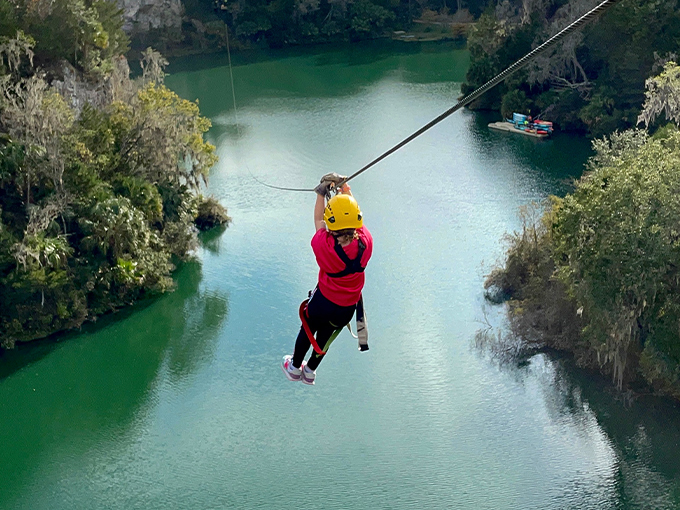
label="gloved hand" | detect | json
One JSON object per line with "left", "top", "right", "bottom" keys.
{"left": 314, "top": 180, "right": 333, "bottom": 197}
{"left": 320, "top": 172, "right": 347, "bottom": 184}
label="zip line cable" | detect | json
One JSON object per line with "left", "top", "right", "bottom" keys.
{"left": 224, "top": 26, "right": 313, "bottom": 192}
{"left": 341, "top": 0, "right": 622, "bottom": 185}
{"left": 227, "top": 0, "right": 623, "bottom": 192}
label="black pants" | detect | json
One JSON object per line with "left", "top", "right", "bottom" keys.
{"left": 293, "top": 287, "right": 356, "bottom": 370}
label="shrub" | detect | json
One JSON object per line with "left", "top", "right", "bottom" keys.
{"left": 0, "top": 39, "right": 217, "bottom": 346}
{"left": 487, "top": 121, "right": 680, "bottom": 399}
{"left": 195, "top": 195, "right": 231, "bottom": 231}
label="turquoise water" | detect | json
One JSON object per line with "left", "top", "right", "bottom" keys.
{"left": 1, "top": 41, "right": 680, "bottom": 509}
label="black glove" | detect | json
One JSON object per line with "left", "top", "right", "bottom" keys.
{"left": 320, "top": 172, "right": 347, "bottom": 184}
{"left": 314, "top": 180, "right": 333, "bottom": 197}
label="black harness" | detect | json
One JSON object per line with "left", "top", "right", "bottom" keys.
{"left": 327, "top": 238, "right": 366, "bottom": 278}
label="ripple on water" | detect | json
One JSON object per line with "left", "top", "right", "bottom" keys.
{"left": 2, "top": 42, "right": 680, "bottom": 510}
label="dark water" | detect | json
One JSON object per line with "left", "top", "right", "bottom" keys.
{"left": 1, "top": 40, "right": 680, "bottom": 509}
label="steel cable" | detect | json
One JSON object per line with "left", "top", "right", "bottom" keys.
{"left": 225, "top": 26, "right": 314, "bottom": 192}
{"left": 341, "top": 0, "right": 622, "bottom": 185}
{"left": 232, "top": 0, "right": 623, "bottom": 191}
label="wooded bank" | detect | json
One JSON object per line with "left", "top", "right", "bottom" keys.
{"left": 0, "top": 1, "right": 228, "bottom": 348}
{"left": 461, "top": 0, "right": 680, "bottom": 136}
{"left": 486, "top": 63, "right": 680, "bottom": 401}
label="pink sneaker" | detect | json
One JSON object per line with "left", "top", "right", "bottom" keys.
{"left": 281, "top": 355, "right": 302, "bottom": 381}
{"left": 301, "top": 364, "right": 316, "bottom": 385}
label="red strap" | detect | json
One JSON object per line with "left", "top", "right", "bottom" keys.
{"left": 299, "top": 299, "right": 326, "bottom": 355}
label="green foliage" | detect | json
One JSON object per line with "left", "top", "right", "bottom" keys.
{"left": 0, "top": 30, "right": 34, "bottom": 74}
{"left": 639, "top": 342, "right": 680, "bottom": 399}
{"left": 462, "top": 11, "right": 539, "bottom": 110}
{"left": 121, "top": 82, "right": 217, "bottom": 191}
{"left": 467, "top": 12, "right": 507, "bottom": 58}
{"left": 484, "top": 201, "right": 581, "bottom": 350}
{"left": 462, "top": 0, "right": 680, "bottom": 135}
{"left": 112, "top": 176, "right": 164, "bottom": 224}
{"left": 551, "top": 128, "right": 680, "bottom": 386}
{"left": 638, "top": 62, "right": 680, "bottom": 129}
{"left": 195, "top": 195, "right": 231, "bottom": 231}
{"left": 490, "top": 63, "right": 680, "bottom": 398}
{"left": 80, "top": 197, "right": 156, "bottom": 259}
{"left": 489, "top": 125, "right": 680, "bottom": 397}
{"left": 501, "top": 89, "right": 532, "bottom": 119}
{"left": 146, "top": 0, "right": 489, "bottom": 52}
{"left": 0, "top": 1, "right": 18, "bottom": 38}
{"left": 349, "top": 0, "right": 396, "bottom": 40}
{"left": 0, "top": 0, "right": 129, "bottom": 76}
{"left": 0, "top": 38, "right": 219, "bottom": 346}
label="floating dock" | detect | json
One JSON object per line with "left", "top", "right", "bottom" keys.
{"left": 488, "top": 121, "right": 550, "bottom": 138}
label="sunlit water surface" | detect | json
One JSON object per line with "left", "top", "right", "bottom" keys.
{"left": 1, "top": 41, "right": 680, "bottom": 510}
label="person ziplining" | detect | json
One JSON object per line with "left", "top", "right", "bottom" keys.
{"left": 246, "top": 0, "right": 623, "bottom": 196}
{"left": 220, "top": 0, "right": 624, "bottom": 385}
{"left": 281, "top": 173, "right": 372, "bottom": 385}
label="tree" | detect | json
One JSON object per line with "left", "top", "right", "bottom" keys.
{"left": 0, "top": 35, "right": 221, "bottom": 346}
{"left": 0, "top": 30, "right": 34, "bottom": 74}
{"left": 0, "top": 75, "right": 74, "bottom": 202}
{"left": 349, "top": 0, "right": 396, "bottom": 39}
{"left": 638, "top": 61, "right": 680, "bottom": 128}
{"left": 486, "top": 58, "right": 680, "bottom": 397}
{"left": 528, "top": 0, "right": 598, "bottom": 92}
{"left": 462, "top": 0, "right": 680, "bottom": 135}
{"left": 5, "top": 0, "right": 129, "bottom": 75}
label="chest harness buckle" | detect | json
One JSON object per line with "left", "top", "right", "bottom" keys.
{"left": 327, "top": 238, "right": 366, "bottom": 278}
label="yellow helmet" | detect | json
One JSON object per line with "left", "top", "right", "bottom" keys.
{"left": 324, "top": 194, "right": 363, "bottom": 231}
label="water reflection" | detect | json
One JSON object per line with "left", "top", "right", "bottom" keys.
{"left": 165, "top": 40, "right": 469, "bottom": 118}
{"left": 199, "top": 224, "right": 229, "bottom": 255}
{"left": 477, "top": 338, "right": 680, "bottom": 508}
{"left": 563, "top": 358, "right": 680, "bottom": 508}
{"left": 168, "top": 39, "right": 465, "bottom": 75}
{"left": 164, "top": 288, "right": 228, "bottom": 383}
{"left": 206, "top": 122, "right": 249, "bottom": 146}
{"left": 0, "top": 259, "right": 229, "bottom": 509}
{"left": 467, "top": 110, "right": 590, "bottom": 197}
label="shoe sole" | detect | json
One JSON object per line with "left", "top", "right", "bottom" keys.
{"left": 281, "top": 356, "right": 301, "bottom": 382}
{"left": 301, "top": 364, "right": 315, "bottom": 385}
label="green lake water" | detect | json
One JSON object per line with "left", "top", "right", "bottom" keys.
{"left": 2, "top": 40, "right": 680, "bottom": 509}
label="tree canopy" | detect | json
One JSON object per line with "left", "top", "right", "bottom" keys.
{"left": 461, "top": 0, "right": 680, "bottom": 136}
{"left": 0, "top": 0, "right": 130, "bottom": 76}
{"left": 487, "top": 64, "right": 680, "bottom": 399}
{"left": 135, "top": 0, "right": 493, "bottom": 52}
{"left": 0, "top": 31, "right": 225, "bottom": 347}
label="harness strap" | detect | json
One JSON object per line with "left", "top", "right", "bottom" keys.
{"left": 327, "top": 238, "right": 366, "bottom": 278}
{"left": 299, "top": 299, "right": 327, "bottom": 355}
